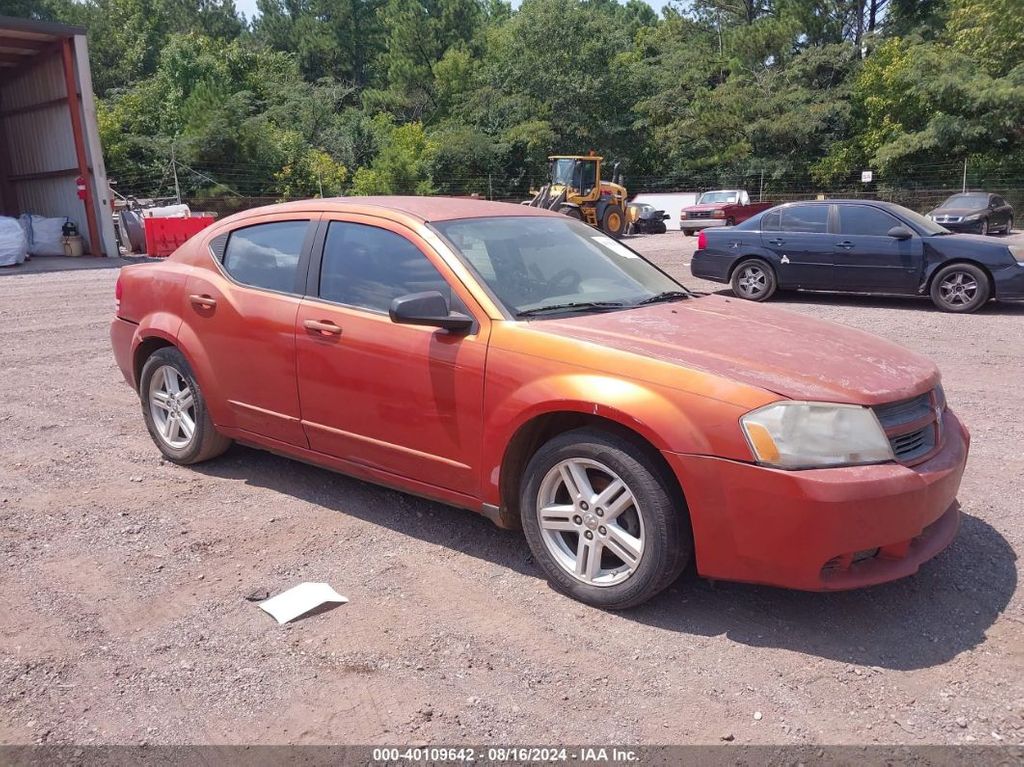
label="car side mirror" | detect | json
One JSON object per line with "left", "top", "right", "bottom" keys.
{"left": 887, "top": 225, "right": 913, "bottom": 240}
{"left": 662, "top": 213, "right": 670, "bottom": 220}
{"left": 390, "top": 291, "right": 473, "bottom": 334}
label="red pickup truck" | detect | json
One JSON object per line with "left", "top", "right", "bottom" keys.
{"left": 679, "top": 190, "right": 773, "bottom": 235}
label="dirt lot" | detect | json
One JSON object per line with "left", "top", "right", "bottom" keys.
{"left": 1, "top": 232, "right": 1022, "bottom": 746}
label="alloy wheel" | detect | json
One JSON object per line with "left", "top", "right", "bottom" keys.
{"left": 736, "top": 265, "right": 768, "bottom": 298}
{"left": 535, "top": 458, "right": 645, "bottom": 587}
{"left": 148, "top": 365, "right": 197, "bottom": 449}
{"left": 938, "top": 271, "right": 979, "bottom": 307}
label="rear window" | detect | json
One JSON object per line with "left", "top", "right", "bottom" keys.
{"left": 222, "top": 221, "right": 309, "bottom": 293}
{"left": 760, "top": 205, "right": 830, "bottom": 234}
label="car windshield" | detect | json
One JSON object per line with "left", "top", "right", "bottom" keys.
{"left": 433, "top": 216, "right": 686, "bottom": 318}
{"left": 894, "top": 204, "right": 950, "bottom": 235}
{"left": 698, "top": 191, "right": 738, "bottom": 204}
{"left": 942, "top": 193, "right": 988, "bottom": 208}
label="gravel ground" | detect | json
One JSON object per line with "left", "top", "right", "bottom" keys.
{"left": 1, "top": 231, "right": 1022, "bottom": 746}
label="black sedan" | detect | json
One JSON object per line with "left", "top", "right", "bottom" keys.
{"left": 927, "top": 192, "right": 1013, "bottom": 235}
{"left": 691, "top": 200, "right": 1024, "bottom": 313}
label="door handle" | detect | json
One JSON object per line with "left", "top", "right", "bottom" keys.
{"left": 189, "top": 294, "right": 217, "bottom": 308}
{"left": 837, "top": 241, "right": 855, "bottom": 249}
{"left": 303, "top": 319, "right": 343, "bottom": 336}
{"left": 768, "top": 238, "right": 785, "bottom": 246}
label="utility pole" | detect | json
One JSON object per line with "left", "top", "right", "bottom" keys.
{"left": 488, "top": 173, "right": 493, "bottom": 201}
{"left": 171, "top": 141, "right": 181, "bottom": 205}
{"left": 962, "top": 158, "right": 968, "bottom": 193}
{"left": 759, "top": 170, "right": 764, "bottom": 202}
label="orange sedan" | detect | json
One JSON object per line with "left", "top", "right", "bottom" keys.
{"left": 110, "top": 197, "right": 969, "bottom": 608}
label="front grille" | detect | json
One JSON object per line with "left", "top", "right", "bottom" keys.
{"left": 890, "top": 425, "right": 936, "bottom": 462}
{"left": 872, "top": 390, "right": 942, "bottom": 465}
{"left": 689, "top": 211, "right": 713, "bottom": 219}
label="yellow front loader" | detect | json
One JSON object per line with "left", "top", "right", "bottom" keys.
{"left": 527, "top": 154, "right": 628, "bottom": 237}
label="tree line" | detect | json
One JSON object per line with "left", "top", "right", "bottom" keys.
{"left": 7, "top": 0, "right": 1023, "bottom": 203}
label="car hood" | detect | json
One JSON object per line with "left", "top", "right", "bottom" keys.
{"left": 929, "top": 206, "right": 983, "bottom": 217}
{"left": 684, "top": 202, "right": 732, "bottom": 212}
{"left": 537, "top": 296, "right": 938, "bottom": 405}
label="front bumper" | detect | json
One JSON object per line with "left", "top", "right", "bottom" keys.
{"left": 679, "top": 219, "right": 727, "bottom": 231}
{"left": 664, "top": 409, "right": 969, "bottom": 591}
{"left": 934, "top": 219, "right": 986, "bottom": 233}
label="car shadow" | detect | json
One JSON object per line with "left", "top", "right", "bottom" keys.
{"left": 195, "top": 445, "right": 1016, "bottom": 671}
{"left": 711, "top": 288, "right": 1024, "bottom": 315}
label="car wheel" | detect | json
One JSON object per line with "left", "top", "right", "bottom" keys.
{"left": 930, "top": 263, "right": 991, "bottom": 313}
{"left": 980, "top": 218, "right": 989, "bottom": 236}
{"left": 682, "top": 229, "right": 694, "bottom": 237}
{"left": 725, "top": 217, "right": 736, "bottom": 227}
{"left": 730, "top": 258, "right": 777, "bottom": 302}
{"left": 520, "top": 428, "right": 692, "bottom": 610}
{"left": 140, "top": 347, "right": 232, "bottom": 464}
{"left": 1005, "top": 216, "right": 1013, "bottom": 235}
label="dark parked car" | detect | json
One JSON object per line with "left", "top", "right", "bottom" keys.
{"left": 927, "top": 192, "right": 1013, "bottom": 235}
{"left": 691, "top": 200, "right": 1024, "bottom": 313}
{"left": 626, "top": 202, "right": 669, "bottom": 234}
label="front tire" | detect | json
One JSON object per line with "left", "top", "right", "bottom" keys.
{"left": 140, "top": 347, "right": 231, "bottom": 464}
{"left": 930, "top": 263, "right": 991, "bottom": 313}
{"left": 682, "top": 229, "right": 694, "bottom": 237}
{"left": 980, "top": 218, "right": 989, "bottom": 236}
{"left": 520, "top": 428, "right": 692, "bottom": 610}
{"left": 731, "top": 258, "right": 777, "bottom": 302}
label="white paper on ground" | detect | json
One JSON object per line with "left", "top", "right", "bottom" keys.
{"left": 258, "top": 582, "right": 349, "bottom": 624}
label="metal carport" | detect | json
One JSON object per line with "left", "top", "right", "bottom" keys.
{"left": 0, "top": 15, "right": 116, "bottom": 256}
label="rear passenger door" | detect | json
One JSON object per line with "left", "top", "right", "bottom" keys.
{"left": 760, "top": 204, "right": 834, "bottom": 289}
{"left": 832, "top": 204, "right": 923, "bottom": 293}
{"left": 183, "top": 216, "right": 316, "bottom": 446}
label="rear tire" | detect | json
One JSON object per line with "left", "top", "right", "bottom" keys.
{"left": 682, "top": 229, "right": 694, "bottom": 237}
{"left": 520, "top": 428, "right": 692, "bottom": 610}
{"left": 730, "top": 258, "right": 777, "bottom": 302}
{"left": 601, "top": 205, "right": 626, "bottom": 238}
{"left": 140, "top": 347, "right": 232, "bottom": 464}
{"left": 929, "top": 263, "right": 990, "bottom": 313}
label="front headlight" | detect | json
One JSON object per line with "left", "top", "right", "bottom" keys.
{"left": 741, "top": 401, "right": 894, "bottom": 469}
{"left": 963, "top": 213, "right": 982, "bottom": 221}
{"left": 679, "top": 212, "right": 688, "bottom": 219}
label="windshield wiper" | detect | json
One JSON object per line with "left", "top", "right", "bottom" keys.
{"left": 516, "top": 301, "right": 626, "bottom": 317}
{"left": 635, "top": 290, "right": 692, "bottom": 306}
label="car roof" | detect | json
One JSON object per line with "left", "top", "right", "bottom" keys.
{"left": 777, "top": 199, "right": 908, "bottom": 212}
{"left": 218, "top": 196, "right": 561, "bottom": 225}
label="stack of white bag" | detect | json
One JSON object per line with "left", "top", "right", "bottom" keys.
{"left": 0, "top": 216, "right": 28, "bottom": 267}
{"left": 20, "top": 214, "right": 68, "bottom": 256}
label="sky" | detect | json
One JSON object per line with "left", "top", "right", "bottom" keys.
{"left": 233, "top": 0, "right": 676, "bottom": 22}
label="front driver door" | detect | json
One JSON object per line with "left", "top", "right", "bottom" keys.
{"left": 832, "top": 204, "right": 923, "bottom": 293}
{"left": 294, "top": 216, "right": 489, "bottom": 496}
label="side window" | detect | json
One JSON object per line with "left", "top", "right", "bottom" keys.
{"left": 319, "top": 222, "right": 455, "bottom": 313}
{"left": 222, "top": 220, "right": 309, "bottom": 293}
{"left": 992, "top": 196, "right": 1005, "bottom": 208}
{"left": 760, "top": 209, "right": 781, "bottom": 231}
{"left": 779, "top": 205, "right": 830, "bottom": 234}
{"left": 837, "top": 205, "right": 900, "bottom": 236}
